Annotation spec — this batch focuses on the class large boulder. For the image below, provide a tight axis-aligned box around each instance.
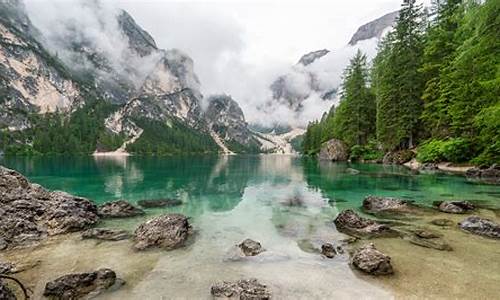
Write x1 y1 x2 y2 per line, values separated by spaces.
82 228 131 241
43 268 124 299
363 196 415 215
383 150 415 165
133 214 191 250
137 198 182 208
466 165 500 184
459 216 500 239
0 166 99 249
437 201 475 214
334 210 396 238
238 239 265 256
98 201 144 218
211 279 271 299
351 243 393 275
318 139 348 161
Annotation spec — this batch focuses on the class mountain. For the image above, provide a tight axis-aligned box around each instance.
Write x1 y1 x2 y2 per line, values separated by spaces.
348 11 398 45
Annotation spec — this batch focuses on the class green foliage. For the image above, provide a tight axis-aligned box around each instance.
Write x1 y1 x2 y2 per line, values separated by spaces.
471 103 500 165
349 141 384 162
417 138 472 163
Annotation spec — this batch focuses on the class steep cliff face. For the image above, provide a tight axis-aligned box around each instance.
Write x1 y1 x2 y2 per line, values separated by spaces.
0 0 82 130
204 95 260 153
348 11 398 45
297 49 330 66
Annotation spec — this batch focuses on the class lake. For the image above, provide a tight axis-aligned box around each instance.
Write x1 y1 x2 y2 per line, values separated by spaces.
1 155 499 299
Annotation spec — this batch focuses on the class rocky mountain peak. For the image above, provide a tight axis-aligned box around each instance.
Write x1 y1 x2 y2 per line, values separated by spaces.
348 11 398 45
117 10 157 57
297 49 330 66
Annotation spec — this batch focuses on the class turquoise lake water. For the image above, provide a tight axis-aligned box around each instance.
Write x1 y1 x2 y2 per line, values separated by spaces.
1 155 499 299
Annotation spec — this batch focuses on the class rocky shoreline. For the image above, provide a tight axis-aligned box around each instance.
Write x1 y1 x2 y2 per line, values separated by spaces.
1 165 499 299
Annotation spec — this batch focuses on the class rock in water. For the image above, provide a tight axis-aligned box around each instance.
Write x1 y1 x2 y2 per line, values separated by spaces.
43 269 123 299
466 165 500 184
334 210 396 238
0 166 99 249
408 236 453 251
98 201 145 218
137 199 182 208
363 196 415 214
437 201 475 214
211 279 271 299
459 216 500 239
430 219 454 227
318 139 348 161
321 243 337 258
82 228 131 241
0 280 16 300
351 244 394 275
134 214 191 250
238 239 265 256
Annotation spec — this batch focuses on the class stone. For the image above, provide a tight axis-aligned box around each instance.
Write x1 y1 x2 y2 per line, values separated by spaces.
412 228 442 239
383 150 415 165
321 243 336 258
420 163 439 171
318 139 348 161
211 279 271 299
0 262 15 274
334 210 397 238
351 243 393 275
437 201 475 214
43 268 124 299
430 219 454 227
0 280 16 300
408 236 452 251
238 239 265 256
363 195 415 214
133 214 191 250
82 228 131 241
466 165 500 184
137 198 183 208
97 200 144 218
0 166 99 249
459 216 500 239
346 168 360 175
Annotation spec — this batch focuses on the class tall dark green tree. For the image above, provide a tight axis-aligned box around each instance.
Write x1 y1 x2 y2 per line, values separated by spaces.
373 0 426 150
333 50 376 146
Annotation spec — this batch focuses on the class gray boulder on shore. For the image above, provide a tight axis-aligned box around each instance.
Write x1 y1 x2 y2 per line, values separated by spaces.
334 210 397 238
363 195 416 215
0 166 99 250
211 279 271 299
318 139 348 161
465 165 500 184
43 268 124 299
351 243 394 275
133 213 191 250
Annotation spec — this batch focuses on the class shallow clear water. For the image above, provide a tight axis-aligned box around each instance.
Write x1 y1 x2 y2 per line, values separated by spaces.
1 155 499 299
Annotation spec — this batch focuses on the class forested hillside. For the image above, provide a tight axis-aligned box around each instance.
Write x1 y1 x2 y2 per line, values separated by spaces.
303 0 499 165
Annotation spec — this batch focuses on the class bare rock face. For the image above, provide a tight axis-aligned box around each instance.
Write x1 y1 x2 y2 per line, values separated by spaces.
0 166 99 249
0 280 16 300
437 201 475 214
82 228 131 241
297 49 330 66
351 244 394 275
43 268 123 299
238 239 265 256
363 196 415 215
459 216 500 239
348 11 399 45
133 214 191 250
318 139 348 162
211 279 271 299
334 210 396 238
97 201 144 218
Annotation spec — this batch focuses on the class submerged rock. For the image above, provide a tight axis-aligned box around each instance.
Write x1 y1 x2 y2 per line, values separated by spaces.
211 279 271 299
318 139 348 161
133 213 191 250
437 201 475 214
0 280 15 300
459 216 500 239
82 228 131 241
346 168 360 175
98 201 145 218
0 166 99 249
334 210 396 238
43 268 124 299
412 228 442 239
363 196 415 214
466 165 500 184
430 219 454 227
408 236 453 251
351 243 393 275
238 239 265 256
321 243 337 258
137 198 183 208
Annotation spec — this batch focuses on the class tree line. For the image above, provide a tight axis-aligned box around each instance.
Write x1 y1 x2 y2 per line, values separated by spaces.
303 0 499 165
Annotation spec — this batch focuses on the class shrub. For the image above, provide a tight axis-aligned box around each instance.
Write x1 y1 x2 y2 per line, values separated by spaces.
417 138 473 163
